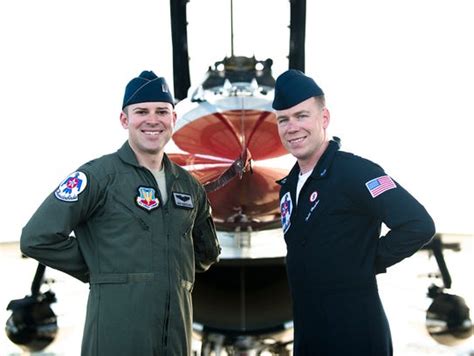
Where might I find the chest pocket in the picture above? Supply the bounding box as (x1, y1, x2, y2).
(170, 191, 197, 234)
(99, 196, 152, 255)
(172, 204, 197, 282)
(92, 187, 153, 271)
(297, 177, 340, 227)
(303, 191, 358, 250)
(112, 196, 151, 231)
(174, 206, 196, 241)
(297, 189, 328, 227)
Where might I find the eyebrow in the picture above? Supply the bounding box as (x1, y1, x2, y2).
(276, 109, 310, 120)
(293, 109, 311, 116)
(131, 106, 148, 111)
(132, 106, 171, 112)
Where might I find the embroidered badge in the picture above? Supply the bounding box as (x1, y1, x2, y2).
(280, 192, 293, 234)
(310, 191, 318, 202)
(136, 187, 160, 211)
(54, 171, 87, 202)
(365, 175, 397, 198)
(172, 192, 194, 209)
(305, 200, 320, 222)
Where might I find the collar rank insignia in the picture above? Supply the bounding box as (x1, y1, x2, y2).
(136, 187, 160, 211)
(55, 171, 87, 202)
(172, 192, 194, 209)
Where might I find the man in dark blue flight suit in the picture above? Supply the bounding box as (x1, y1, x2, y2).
(273, 69, 436, 355)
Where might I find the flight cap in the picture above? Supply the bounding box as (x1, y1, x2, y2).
(122, 70, 174, 109)
(272, 69, 324, 110)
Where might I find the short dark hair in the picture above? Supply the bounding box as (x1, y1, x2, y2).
(313, 95, 326, 109)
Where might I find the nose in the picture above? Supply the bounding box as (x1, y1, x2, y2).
(148, 113, 162, 124)
(285, 118, 299, 133)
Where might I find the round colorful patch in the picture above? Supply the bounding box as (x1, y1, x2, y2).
(280, 192, 293, 234)
(54, 171, 88, 202)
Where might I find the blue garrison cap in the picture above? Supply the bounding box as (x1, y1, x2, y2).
(122, 70, 174, 109)
(272, 69, 324, 110)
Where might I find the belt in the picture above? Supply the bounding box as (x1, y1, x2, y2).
(89, 273, 194, 291)
(89, 272, 156, 284)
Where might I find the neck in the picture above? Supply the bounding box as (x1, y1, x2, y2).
(136, 151, 165, 171)
(298, 140, 329, 175)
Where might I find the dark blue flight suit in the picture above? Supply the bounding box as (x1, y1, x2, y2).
(278, 138, 435, 356)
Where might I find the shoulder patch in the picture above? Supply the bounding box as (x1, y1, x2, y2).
(55, 171, 88, 202)
(365, 175, 396, 198)
(280, 192, 293, 234)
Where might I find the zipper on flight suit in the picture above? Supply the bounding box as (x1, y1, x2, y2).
(139, 166, 171, 353)
(146, 166, 176, 354)
(161, 204, 171, 354)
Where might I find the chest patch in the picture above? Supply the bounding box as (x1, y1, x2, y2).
(136, 186, 160, 211)
(304, 190, 320, 222)
(365, 175, 396, 198)
(173, 192, 194, 209)
(304, 200, 320, 222)
(55, 171, 87, 202)
(280, 192, 293, 234)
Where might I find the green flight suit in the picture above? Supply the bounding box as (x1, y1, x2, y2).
(20, 141, 221, 356)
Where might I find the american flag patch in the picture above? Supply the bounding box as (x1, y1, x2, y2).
(365, 175, 396, 198)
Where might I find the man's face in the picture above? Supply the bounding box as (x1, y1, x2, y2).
(275, 97, 330, 163)
(120, 102, 176, 156)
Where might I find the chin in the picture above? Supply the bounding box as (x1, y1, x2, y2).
(290, 149, 308, 160)
(140, 145, 161, 155)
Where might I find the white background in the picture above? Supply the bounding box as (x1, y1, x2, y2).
(0, 0, 473, 243)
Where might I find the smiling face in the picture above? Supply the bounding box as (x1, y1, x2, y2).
(120, 102, 176, 166)
(276, 96, 330, 172)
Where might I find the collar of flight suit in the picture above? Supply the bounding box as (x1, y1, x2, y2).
(277, 137, 341, 187)
(117, 141, 180, 180)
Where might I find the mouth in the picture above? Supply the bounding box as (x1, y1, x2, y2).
(142, 129, 164, 136)
(287, 136, 306, 145)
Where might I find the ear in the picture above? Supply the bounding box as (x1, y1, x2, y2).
(172, 111, 177, 126)
(119, 111, 129, 129)
(322, 108, 330, 129)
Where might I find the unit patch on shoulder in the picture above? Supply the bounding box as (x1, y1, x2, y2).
(55, 171, 88, 202)
(136, 186, 160, 211)
(172, 192, 194, 209)
(365, 175, 397, 198)
(280, 192, 293, 234)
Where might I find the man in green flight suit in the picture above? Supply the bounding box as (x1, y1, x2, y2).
(21, 70, 221, 356)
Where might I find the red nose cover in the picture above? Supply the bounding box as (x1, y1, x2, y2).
(169, 109, 289, 230)
(172, 110, 287, 160)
